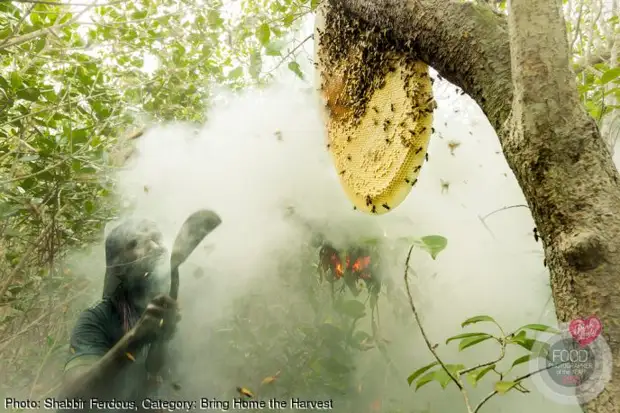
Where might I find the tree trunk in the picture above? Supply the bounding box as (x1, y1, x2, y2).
(334, 0, 620, 411)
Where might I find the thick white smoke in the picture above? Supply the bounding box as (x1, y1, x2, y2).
(97, 65, 584, 413)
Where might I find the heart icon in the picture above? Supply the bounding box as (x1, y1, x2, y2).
(569, 316, 602, 347)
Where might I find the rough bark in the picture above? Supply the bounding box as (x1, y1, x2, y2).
(334, 0, 620, 411)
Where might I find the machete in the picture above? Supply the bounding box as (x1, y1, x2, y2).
(145, 208, 222, 380)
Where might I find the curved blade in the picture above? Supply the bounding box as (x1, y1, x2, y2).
(170, 209, 222, 299)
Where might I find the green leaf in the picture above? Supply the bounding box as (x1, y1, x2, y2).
(601, 67, 620, 84)
(265, 41, 284, 56)
(461, 315, 497, 328)
(420, 235, 448, 259)
(207, 10, 224, 28)
(458, 335, 493, 351)
(46, 336, 54, 347)
(16, 88, 40, 102)
(511, 355, 531, 368)
(494, 381, 518, 395)
(256, 23, 271, 46)
(311, 0, 321, 10)
(473, 364, 496, 384)
(228, 67, 243, 80)
(415, 371, 437, 390)
(445, 332, 492, 345)
(515, 324, 559, 334)
(338, 300, 366, 318)
(288, 61, 304, 80)
(407, 361, 439, 385)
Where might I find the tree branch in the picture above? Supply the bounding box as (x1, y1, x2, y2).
(335, 0, 513, 132)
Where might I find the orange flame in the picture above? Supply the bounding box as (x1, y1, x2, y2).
(351, 256, 371, 272)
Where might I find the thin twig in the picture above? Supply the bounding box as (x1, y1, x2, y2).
(480, 204, 529, 221)
(403, 245, 474, 413)
(266, 34, 313, 74)
(473, 364, 556, 413)
(0, 204, 68, 300)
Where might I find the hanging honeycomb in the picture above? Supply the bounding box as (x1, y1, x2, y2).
(314, 2, 435, 215)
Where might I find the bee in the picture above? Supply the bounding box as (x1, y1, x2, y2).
(438, 74, 444, 81)
(372, 106, 379, 113)
(425, 153, 429, 161)
(339, 170, 346, 175)
(326, 143, 331, 149)
(347, 136, 352, 142)
(374, 119, 379, 126)
(385, 138, 392, 144)
(371, 205, 377, 214)
(383, 119, 391, 131)
(533, 228, 539, 242)
(353, 206, 357, 210)
(409, 129, 415, 135)
(460, 89, 466, 96)
(390, 103, 395, 112)
(415, 147, 423, 154)
(399, 121, 406, 128)
(543, 258, 547, 267)
(411, 178, 418, 186)
(405, 178, 411, 184)
(414, 165, 421, 172)
(236, 387, 254, 398)
(432, 127, 435, 133)
(365, 195, 372, 206)
(347, 155, 352, 161)
(382, 203, 390, 210)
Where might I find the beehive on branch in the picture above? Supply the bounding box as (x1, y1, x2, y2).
(314, 1, 436, 215)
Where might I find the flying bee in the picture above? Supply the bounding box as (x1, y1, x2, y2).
(236, 387, 254, 398)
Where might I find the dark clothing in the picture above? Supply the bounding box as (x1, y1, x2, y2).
(65, 298, 151, 410)
(61, 219, 169, 412)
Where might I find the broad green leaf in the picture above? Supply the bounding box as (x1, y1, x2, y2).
(494, 381, 518, 395)
(474, 364, 496, 383)
(445, 332, 492, 345)
(420, 235, 447, 259)
(515, 324, 559, 334)
(458, 335, 493, 351)
(601, 67, 620, 84)
(415, 371, 437, 391)
(461, 315, 497, 328)
(407, 361, 439, 385)
(511, 355, 531, 368)
(256, 23, 271, 46)
(288, 61, 304, 80)
(17, 88, 40, 102)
